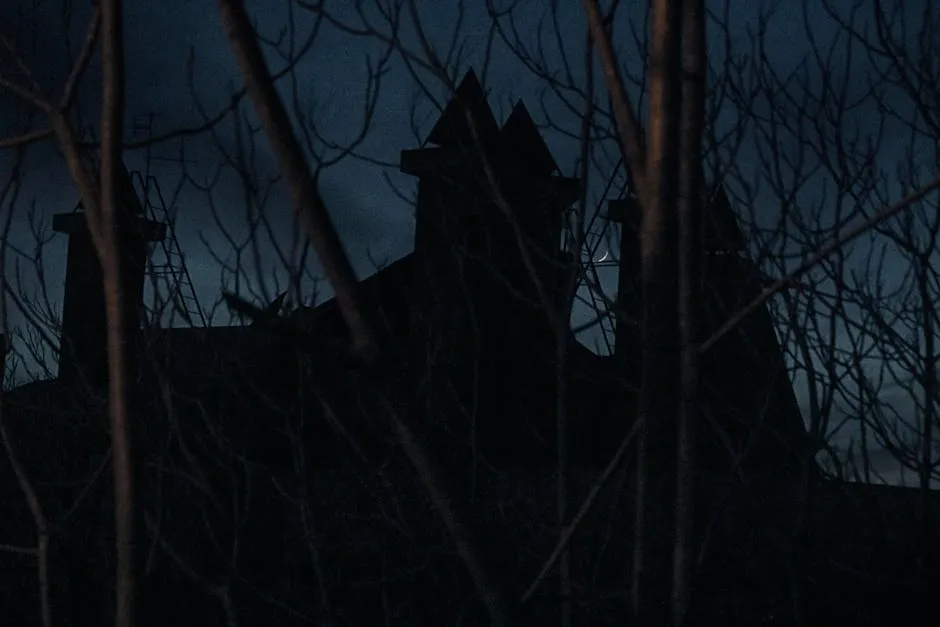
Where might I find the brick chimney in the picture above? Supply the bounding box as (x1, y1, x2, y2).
(54, 164, 166, 391)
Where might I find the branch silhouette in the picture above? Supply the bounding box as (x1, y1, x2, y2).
(216, 1, 515, 624)
(700, 174, 940, 354)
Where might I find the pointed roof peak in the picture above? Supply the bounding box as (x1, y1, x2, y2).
(500, 101, 558, 177)
(425, 68, 500, 149)
(704, 185, 745, 252)
(456, 68, 484, 97)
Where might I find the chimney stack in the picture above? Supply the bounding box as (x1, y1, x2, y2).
(608, 185, 746, 361)
(54, 164, 166, 391)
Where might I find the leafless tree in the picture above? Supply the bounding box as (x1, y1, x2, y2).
(4, 0, 940, 625)
(0, 2, 145, 625)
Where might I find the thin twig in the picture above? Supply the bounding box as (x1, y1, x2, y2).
(521, 417, 644, 603)
(59, 5, 102, 111)
(216, 0, 375, 359)
(581, 0, 648, 200)
(0, 403, 53, 627)
(0, 128, 54, 149)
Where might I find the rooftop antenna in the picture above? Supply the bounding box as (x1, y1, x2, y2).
(130, 113, 207, 327)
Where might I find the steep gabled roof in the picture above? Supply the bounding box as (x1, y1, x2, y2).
(425, 70, 501, 151)
(703, 186, 746, 252)
(500, 101, 558, 177)
(606, 185, 746, 254)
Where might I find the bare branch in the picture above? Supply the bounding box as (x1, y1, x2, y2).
(216, 2, 515, 624)
(0, 128, 53, 149)
(59, 4, 102, 111)
(701, 173, 940, 354)
(217, 0, 376, 359)
(581, 0, 648, 199)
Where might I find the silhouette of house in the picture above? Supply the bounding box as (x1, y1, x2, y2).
(1, 70, 936, 626)
(281, 70, 809, 478)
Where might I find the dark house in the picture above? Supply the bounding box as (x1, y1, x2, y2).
(0, 71, 935, 626)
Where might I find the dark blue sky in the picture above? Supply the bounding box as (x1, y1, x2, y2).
(1, 0, 936, 485)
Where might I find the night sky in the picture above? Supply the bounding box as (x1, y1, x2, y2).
(1, 0, 936, 486)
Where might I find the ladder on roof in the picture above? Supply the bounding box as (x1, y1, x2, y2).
(131, 114, 207, 327)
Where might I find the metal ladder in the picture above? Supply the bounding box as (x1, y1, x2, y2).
(131, 114, 207, 327)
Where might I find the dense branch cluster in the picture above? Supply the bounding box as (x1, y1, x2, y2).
(0, 1, 937, 626)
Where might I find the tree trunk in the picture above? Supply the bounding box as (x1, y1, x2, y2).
(673, 0, 705, 624)
(632, 0, 682, 624)
(99, 2, 137, 626)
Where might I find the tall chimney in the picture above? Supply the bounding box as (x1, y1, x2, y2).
(608, 186, 744, 361)
(53, 164, 166, 391)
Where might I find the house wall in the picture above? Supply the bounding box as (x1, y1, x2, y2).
(0, 72, 833, 626)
